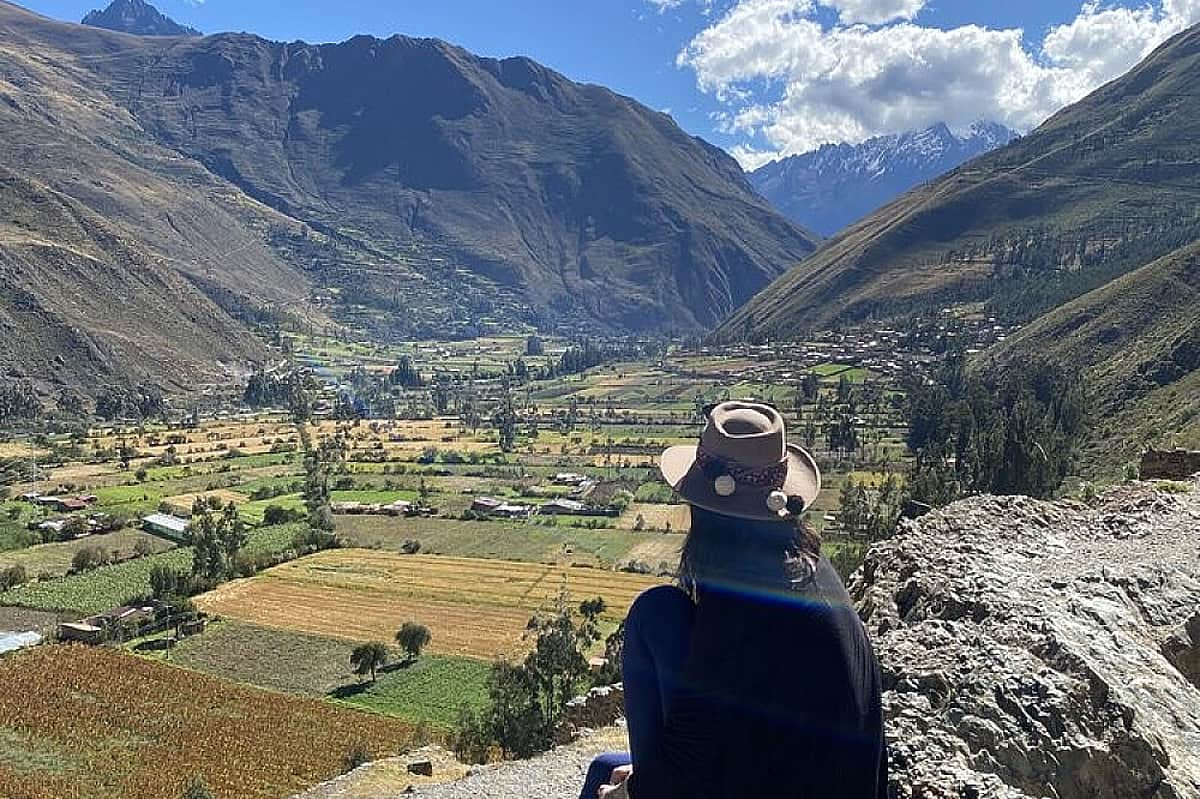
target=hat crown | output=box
[700,402,786,468]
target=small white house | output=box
[142,513,190,539]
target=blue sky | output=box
[21,0,1200,166]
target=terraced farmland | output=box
[195,550,662,659]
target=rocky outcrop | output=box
[850,481,1200,799]
[558,684,625,744]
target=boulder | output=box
[849,482,1200,798]
[406,759,433,777]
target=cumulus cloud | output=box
[671,0,1200,165]
[824,0,928,25]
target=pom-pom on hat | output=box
[660,401,821,521]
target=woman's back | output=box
[626,556,885,798]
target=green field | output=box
[0,529,175,579]
[0,523,307,615]
[166,619,489,727]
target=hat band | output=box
[695,446,788,490]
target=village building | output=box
[142,512,190,539]
[540,498,588,515]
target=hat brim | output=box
[660,443,821,522]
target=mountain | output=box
[719,22,1200,467]
[0,1,816,396]
[81,0,199,37]
[721,24,1200,339]
[987,241,1200,470]
[749,122,1019,237]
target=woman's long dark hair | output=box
[678,505,821,597]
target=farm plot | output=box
[0,530,175,579]
[0,523,307,615]
[335,515,659,566]
[195,550,662,659]
[0,645,413,799]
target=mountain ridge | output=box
[0,0,816,395]
[81,0,199,37]
[749,121,1019,236]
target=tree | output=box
[149,565,185,600]
[182,778,214,799]
[395,622,432,662]
[454,594,606,759]
[492,396,518,452]
[0,565,26,591]
[71,546,109,573]
[350,641,390,682]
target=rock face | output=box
[849,482,1200,798]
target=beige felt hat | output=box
[660,401,820,521]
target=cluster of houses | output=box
[330,500,437,517]
[19,492,99,513]
[17,492,121,539]
[58,599,206,646]
[703,320,1016,380]
[469,473,616,520]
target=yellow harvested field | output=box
[622,535,686,568]
[195,550,662,660]
[617,503,690,531]
[0,441,42,458]
[162,488,249,510]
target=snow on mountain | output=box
[749,122,1020,237]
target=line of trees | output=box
[904,355,1089,505]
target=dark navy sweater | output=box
[626,556,887,798]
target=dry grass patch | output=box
[617,503,690,532]
[195,550,662,660]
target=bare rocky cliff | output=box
[852,482,1200,798]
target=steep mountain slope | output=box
[750,122,1018,237]
[988,241,1200,472]
[81,0,199,37]
[21,3,816,337]
[0,2,312,395]
[111,34,814,334]
[720,22,1200,339]
[0,1,815,395]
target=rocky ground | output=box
[299,480,1200,799]
[295,728,628,799]
[852,480,1200,798]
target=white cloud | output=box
[670,0,1200,166]
[824,0,928,25]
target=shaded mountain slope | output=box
[750,122,1019,237]
[988,241,1200,473]
[10,2,816,337]
[0,0,815,395]
[0,2,313,393]
[105,33,815,334]
[82,0,199,37]
[720,22,1200,340]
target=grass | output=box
[332,655,492,728]
[0,530,175,579]
[0,523,307,615]
[194,550,661,660]
[335,515,662,566]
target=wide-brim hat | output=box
[660,401,820,522]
